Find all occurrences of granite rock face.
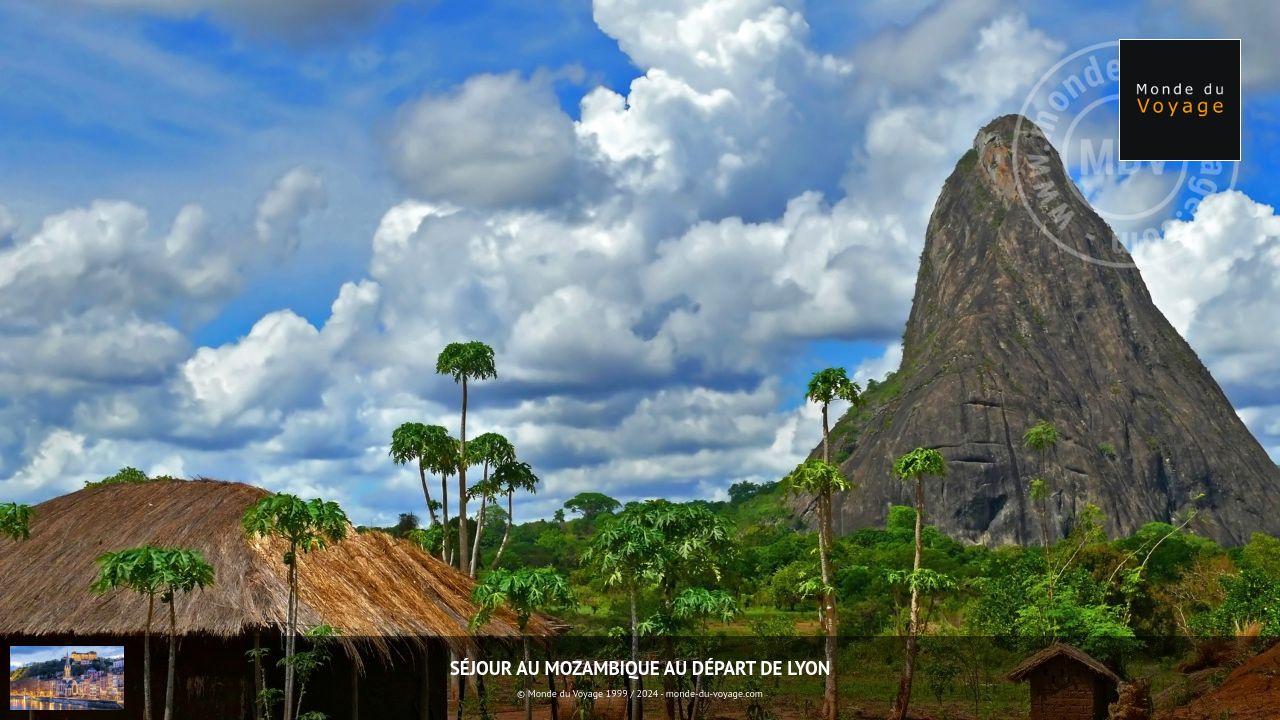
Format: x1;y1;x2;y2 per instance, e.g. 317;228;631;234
817;114;1280;546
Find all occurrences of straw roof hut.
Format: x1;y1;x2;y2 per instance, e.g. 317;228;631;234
1008;643;1121;720
0;478;558;719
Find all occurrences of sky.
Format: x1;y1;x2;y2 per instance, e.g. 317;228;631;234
1;0;1279;526
8;646;124;670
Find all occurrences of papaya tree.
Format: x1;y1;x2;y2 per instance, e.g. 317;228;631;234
92;546;212;720
436;340;497;573
472;567;574;720
889;447;948;720
783;459;851;720
489;460;540;570
465;431;515;576
242;494;348;720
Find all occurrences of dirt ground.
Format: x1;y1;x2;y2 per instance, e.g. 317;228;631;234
1159;642;1280;720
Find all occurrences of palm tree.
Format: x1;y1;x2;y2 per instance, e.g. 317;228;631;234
472;567;575;720
489;460;540;570
465;432;516;576
0;502;33;540
888;447;948;720
436;340;497;573
783;459;851;720
157;549;215;720
242;494;348;720
390;422;444;530
90;546;167;720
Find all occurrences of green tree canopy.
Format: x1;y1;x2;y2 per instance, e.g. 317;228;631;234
564;492;621;521
0;502;33;541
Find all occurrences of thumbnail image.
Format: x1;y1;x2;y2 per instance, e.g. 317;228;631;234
9;646;125;711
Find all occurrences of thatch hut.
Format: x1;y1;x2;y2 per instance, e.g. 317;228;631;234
0;479;555;719
1008;643;1121;720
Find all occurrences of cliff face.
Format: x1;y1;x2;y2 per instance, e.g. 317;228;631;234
820;114;1280;546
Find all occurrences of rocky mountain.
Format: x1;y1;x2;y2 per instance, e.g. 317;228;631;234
815;114;1280;546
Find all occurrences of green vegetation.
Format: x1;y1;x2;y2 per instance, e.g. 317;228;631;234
0;501;33;540
242;493;348;720
91;545;215;720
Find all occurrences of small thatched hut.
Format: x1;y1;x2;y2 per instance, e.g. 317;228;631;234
0;479;555;720
1008;643;1121;720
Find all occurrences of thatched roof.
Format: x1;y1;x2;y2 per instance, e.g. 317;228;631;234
0;479;554;654
1007;643;1121;684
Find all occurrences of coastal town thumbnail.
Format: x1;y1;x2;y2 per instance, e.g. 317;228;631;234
8;646;125;711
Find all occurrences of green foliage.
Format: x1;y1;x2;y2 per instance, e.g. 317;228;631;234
672;587;739;627
471;567;574;631
1098;441;1117;458
468;432;516;470
782;459;852;496
1190;568;1280;636
564;492;621;521
243;493;349;563
91;545;215;601
407;525;444;555
435;340;497;383
1241;532;1280;579
806;367;862;408
893;447;948;482
1028;478;1049;502
1022;420;1060;453
86;466;151;488
0;501;33;541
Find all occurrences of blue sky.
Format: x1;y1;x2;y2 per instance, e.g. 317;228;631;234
8;646;124;670
1;0;1279;525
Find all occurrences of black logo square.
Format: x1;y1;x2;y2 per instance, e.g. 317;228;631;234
1119;39;1240;161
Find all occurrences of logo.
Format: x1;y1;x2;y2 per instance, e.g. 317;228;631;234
1013;41;1239;268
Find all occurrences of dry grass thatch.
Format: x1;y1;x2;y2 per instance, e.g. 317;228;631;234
0;479;554;654
1007;643;1121;684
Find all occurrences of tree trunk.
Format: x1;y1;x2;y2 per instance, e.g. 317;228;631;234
546;644;560;720
889;479;926;720
253;632;265;720
630;586;643;720
469;494;486;577
144;594;154;720
819;491;838;720
440;472;452;565
458;378;470;573
283;546;297;720
523;635;533;720
492;491;514;570
164;599;177;720
420;463;440;528
351;662;360;720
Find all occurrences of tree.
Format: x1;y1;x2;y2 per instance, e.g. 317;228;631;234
92;546;214;720
466;432;516;576
436;340;497;574
0;502;33;541
86;466;150;488
805;366;862;720
157;549;215;720
242;494;348;720
1023;420;1060;541
390;422;451;531
783;459;851;720
806;367;862;466
489;460;540;571
472;567;575;720
889;447;947;720
563;492;621;523
583;507;664;720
